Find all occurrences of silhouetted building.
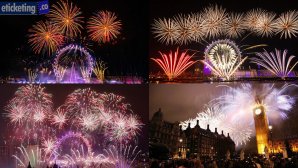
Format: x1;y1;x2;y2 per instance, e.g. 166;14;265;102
150;109;235;159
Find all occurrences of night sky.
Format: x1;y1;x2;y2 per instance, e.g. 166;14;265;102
0;0;149;78
0;84;149;152
149;0;298;73
150;82;298;148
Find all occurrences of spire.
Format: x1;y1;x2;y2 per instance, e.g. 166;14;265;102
196;120;199;126
215;128;218;133
207;124;210;131
188;122;191;128
221;130;224;135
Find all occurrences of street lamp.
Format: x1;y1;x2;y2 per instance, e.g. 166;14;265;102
179;138;183;143
269;125;273;154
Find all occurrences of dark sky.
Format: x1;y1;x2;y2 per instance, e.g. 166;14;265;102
149;82;298;141
0;84;149;151
0;0;149;78
149;0;298;73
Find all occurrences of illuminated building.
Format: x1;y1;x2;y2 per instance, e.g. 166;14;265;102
150;109;235;159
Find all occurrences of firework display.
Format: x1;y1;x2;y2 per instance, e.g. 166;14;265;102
152;5;298;44
0;0;147;84
180;83;296;146
151;48;197;80
4;85;145;167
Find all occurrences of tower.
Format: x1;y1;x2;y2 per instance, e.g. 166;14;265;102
253;105;269;154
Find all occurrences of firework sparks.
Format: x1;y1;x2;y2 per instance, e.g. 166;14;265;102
28;21;64;56
251;49;298;79
202;39;246;80
275;10;298;39
52;107;68;129
151;48;197;81
13;145;45;167
48;0;83;37
225;13;246;38
152;18;179;45
201;5;228;38
87;10;122;43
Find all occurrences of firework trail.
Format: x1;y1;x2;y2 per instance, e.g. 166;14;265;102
152;18;179;45
13;145;45;167
104;145;141;168
255;11;276;37
251;49;298;79
151;48;197;81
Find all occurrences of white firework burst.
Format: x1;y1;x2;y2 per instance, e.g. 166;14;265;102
244;8;266;31
225;13;246;38
255;11;276;37
215;83;296;123
251;49;298;79
188;13;205;42
275;10;298;39
201;5;228;38
173;14;193;45
152;18;179;45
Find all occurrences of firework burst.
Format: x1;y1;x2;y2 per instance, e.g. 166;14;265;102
251;49;298;79
225;13;246;38
106;113;142;143
28;21;64;56
48;0;83;37
255;11;276;37
152;18;179;45
173;14;193;45
244;8;266;31
87;10;122;43
216;83;296;123
6;85;53;126
275;10;298;39
201;5;228;38
151;48;197;81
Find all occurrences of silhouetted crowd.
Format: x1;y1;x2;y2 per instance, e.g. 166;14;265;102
150;155;298;168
